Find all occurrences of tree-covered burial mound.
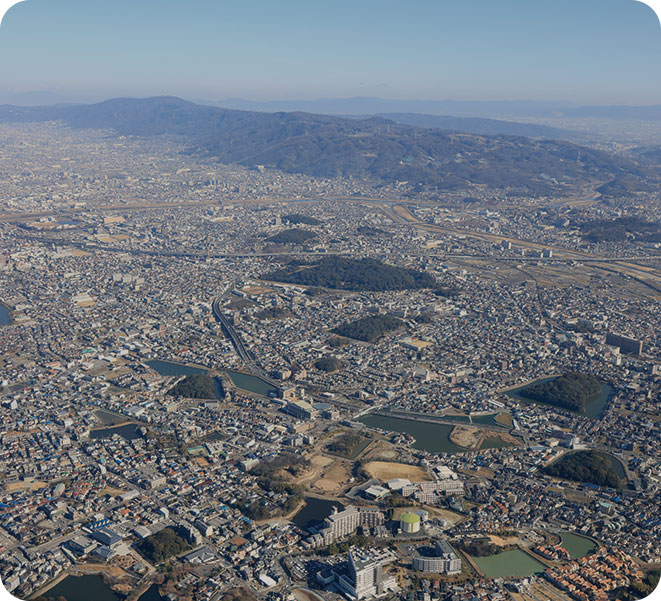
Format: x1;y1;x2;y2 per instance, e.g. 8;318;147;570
168;374;224;399
519;372;601;413
543;450;624;489
263;256;439;292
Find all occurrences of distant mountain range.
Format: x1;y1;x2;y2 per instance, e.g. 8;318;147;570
3;92;661;121
0;96;651;196
347;113;579;140
210;97;661;122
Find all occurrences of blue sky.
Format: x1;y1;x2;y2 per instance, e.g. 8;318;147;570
0;0;660;104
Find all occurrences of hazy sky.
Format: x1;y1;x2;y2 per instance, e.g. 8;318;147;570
0;0;660;104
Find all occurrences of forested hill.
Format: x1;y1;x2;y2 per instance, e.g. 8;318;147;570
359;112;580;140
0;96;647;195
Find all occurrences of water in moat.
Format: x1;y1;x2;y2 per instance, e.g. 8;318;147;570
90;423;143;441
146;359;208;376
506;376;614;419
146;360;277;396
95;409;129;426
471;549;546;578
138;583;167;601
41;574;122;601
0;304;10;326
292;497;345;530
560;532;597;559
356;414;467;454
225;370;278;396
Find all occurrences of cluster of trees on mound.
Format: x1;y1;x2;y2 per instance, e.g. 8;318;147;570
564;320;595;334
327;433;367;458
579;216;661;243
266;228;316;244
314;356;346;372
243;452;311;520
413;312;435;324
283;213;321;225
612;569;660;601
254;306;293;320
460;538;512;557
250;452;310;479
137;527;190;563
327;534;369;555
242;483;303;521
544;450;623;489
263;256;439;292
519;372;601;413
333;314;404;342
356;225;386;236
168;374;223;400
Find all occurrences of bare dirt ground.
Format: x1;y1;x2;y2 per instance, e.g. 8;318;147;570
449;426;482;449
312;460;352;493
424;506;465;524
451;426;518;450
99;486;127;496
241;285;273;295
5;480;47;493
362;439;400;461
489;534;521;546
310;455;333;468
292;588;328;601
495;412;513;426
363;460;431;482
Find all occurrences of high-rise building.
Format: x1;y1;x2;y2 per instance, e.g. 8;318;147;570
317;505;385;545
606;332;643;356
412;540;462;574
335;547;397;599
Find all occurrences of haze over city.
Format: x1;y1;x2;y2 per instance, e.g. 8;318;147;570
0;3;660;601
0;0;661;106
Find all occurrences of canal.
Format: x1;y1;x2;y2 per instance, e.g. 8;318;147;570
41;574;122;601
470;549;546;578
506;376;614;419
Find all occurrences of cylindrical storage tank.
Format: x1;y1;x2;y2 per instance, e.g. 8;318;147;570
400;511;421;534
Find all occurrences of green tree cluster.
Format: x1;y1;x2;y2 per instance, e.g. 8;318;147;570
137;528;190;564
282;213;322;225
314;356;346;372
520;372;601;413
332;314;404;342
327;433;366;457
167;375;223;400
266;228;316;244
264;256;439;292
543;450;623;489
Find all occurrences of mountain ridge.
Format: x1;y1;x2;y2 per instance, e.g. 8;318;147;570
0;96;649;196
